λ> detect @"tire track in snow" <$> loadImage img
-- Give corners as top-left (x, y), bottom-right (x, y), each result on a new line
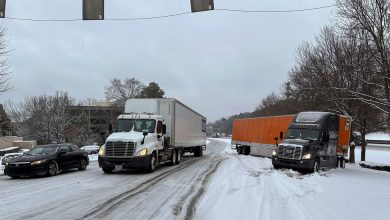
top-left (172, 155), bottom-right (220, 217)
top-left (80, 157), bottom-right (201, 219)
top-left (182, 157), bottom-right (225, 220)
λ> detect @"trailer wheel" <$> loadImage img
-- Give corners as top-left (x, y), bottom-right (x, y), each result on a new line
top-left (243, 146), bottom-right (250, 155)
top-left (176, 149), bottom-right (182, 164)
top-left (237, 146), bottom-right (243, 154)
top-left (194, 146), bottom-right (201, 157)
top-left (170, 149), bottom-right (177, 166)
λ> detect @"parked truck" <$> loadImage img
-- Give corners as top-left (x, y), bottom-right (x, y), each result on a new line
top-left (98, 98), bottom-right (207, 173)
top-left (232, 112), bottom-right (351, 172)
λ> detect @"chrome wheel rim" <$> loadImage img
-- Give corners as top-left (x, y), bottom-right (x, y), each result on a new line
top-left (49, 163), bottom-right (57, 176)
top-left (81, 160), bottom-right (86, 169)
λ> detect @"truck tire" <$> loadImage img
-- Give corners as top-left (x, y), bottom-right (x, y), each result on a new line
top-left (243, 146), bottom-right (250, 155)
top-left (102, 167), bottom-right (114, 174)
top-left (170, 149), bottom-right (177, 166)
top-left (273, 165), bottom-right (281, 170)
top-left (311, 158), bottom-right (320, 173)
top-left (148, 154), bottom-right (157, 173)
top-left (176, 149), bottom-right (182, 164)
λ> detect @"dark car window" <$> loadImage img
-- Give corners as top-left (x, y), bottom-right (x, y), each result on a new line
top-left (70, 145), bottom-right (79, 152)
top-left (27, 145), bottom-right (59, 155)
top-left (59, 145), bottom-right (71, 153)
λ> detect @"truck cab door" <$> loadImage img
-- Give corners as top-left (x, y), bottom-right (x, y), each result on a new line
top-left (156, 121), bottom-right (164, 150)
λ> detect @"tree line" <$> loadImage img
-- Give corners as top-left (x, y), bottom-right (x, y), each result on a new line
top-left (209, 0), bottom-right (390, 162)
top-left (1, 78), bottom-right (165, 146)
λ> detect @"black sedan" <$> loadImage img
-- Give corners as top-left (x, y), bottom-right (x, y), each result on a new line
top-left (4, 143), bottom-right (89, 178)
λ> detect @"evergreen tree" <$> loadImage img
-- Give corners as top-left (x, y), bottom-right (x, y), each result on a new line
top-left (0, 104), bottom-right (13, 136)
top-left (141, 82), bottom-right (165, 98)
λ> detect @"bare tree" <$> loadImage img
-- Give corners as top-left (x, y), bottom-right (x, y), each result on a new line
top-left (6, 91), bottom-right (77, 144)
top-left (336, 0), bottom-right (390, 123)
top-left (105, 78), bottom-right (145, 107)
top-left (288, 26), bottom-right (383, 161)
top-left (0, 27), bottom-right (12, 93)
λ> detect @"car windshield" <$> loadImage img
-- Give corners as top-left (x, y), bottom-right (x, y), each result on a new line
top-left (117, 119), bottom-right (156, 133)
top-left (285, 129), bottom-right (319, 141)
top-left (25, 146), bottom-right (59, 156)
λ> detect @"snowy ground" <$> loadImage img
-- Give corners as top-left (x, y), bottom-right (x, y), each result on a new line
top-left (0, 139), bottom-right (390, 220)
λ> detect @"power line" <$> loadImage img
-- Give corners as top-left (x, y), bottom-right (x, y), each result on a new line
top-left (2, 4), bottom-right (335, 22)
top-left (215, 4), bottom-right (335, 13)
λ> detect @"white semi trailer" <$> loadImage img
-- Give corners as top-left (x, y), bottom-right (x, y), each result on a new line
top-left (98, 98), bottom-right (207, 173)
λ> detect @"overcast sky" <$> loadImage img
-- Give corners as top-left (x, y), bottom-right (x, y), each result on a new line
top-left (0, 0), bottom-right (335, 122)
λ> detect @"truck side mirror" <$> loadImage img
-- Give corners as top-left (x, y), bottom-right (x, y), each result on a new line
top-left (162, 124), bottom-right (166, 135)
top-left (141, 131), bottom-right (148, 145)
top-left (108, 124), bottom-right (113, 134)
top-left (279, 131), bottom-right (284, 140)
top-left (322, 132), bottom-right (329, 142)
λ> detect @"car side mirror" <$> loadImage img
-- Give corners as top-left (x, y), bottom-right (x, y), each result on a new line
top-left (59, 149), bottom-right (67, 156)
top-left (162, 124), bottom-right (166, 135)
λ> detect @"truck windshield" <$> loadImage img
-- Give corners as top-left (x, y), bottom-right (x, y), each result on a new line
top-left (117, 119), bottom-right (156, 133)
top-left (285, 129), bottom-right (319, 141)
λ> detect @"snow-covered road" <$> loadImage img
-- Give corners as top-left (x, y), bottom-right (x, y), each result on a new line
top-left (1, 139), bottom-right (390, 220)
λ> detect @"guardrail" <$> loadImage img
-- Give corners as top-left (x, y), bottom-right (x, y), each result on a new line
top-left (366, 140), bottom-right (390, 145)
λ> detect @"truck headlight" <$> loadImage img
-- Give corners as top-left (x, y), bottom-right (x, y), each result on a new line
top-left (136, 148), bottom-right (148, 156)
top-left (302, 153), bottom-right (312, 160)
top-left (31, 160), bottom-right (46, 165)
top-left (272, 150), bottom-right (277, 156)
top-left (98, 145), bottom-right (105, 156)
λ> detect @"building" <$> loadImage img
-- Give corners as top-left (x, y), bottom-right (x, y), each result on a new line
top-left (66, 101), bottom-right (123, 135)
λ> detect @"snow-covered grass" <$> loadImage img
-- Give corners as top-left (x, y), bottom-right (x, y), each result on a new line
top-left (353, 146), bottom-right (390, 164)
top-left (366, 132), bottom-right (390, 140)
top-left (197, 138), bottom-right (390, 220)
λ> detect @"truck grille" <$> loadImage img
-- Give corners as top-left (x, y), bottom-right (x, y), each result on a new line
top-left (277, 145), bottom-right (302, 160)
top-left (105, 141), bottom-right (135, 157)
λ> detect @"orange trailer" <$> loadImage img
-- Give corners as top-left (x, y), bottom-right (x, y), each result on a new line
top-left (232, 115), bottom-right (294, 156)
